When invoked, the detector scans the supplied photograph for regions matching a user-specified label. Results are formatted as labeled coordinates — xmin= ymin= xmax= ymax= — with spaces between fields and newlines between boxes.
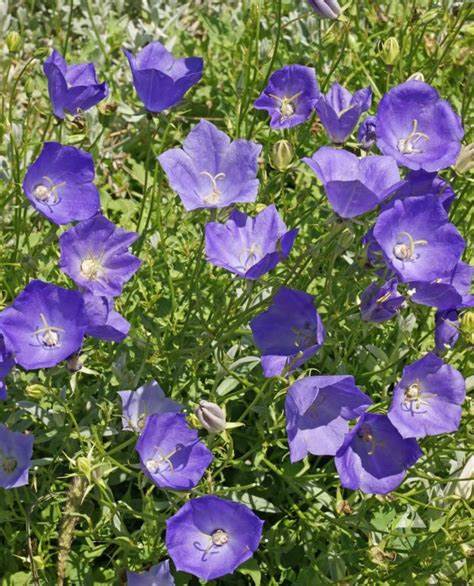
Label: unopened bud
xmin=381 ymin=37 xmax=400 ymax=66
xmin=6 ymin=31 xmax=22 ymax=53
xmin=460 ymin=310 xmax=474 ymax=345
xmin=25 ymin=384 xmax=47 ymax=399
xmin=454 ymin=143 xmax=474 ymax=174
xmin=407 ymin=72 xmax=425 ymax=82
xmin=271 ymin=139 xmax=293 ymax=171
xmin=306 ymin=0 xmax=341 ymax=19
xmin=76 ymin=456 xmax=92 ymax=481
xmin=67 ymin=354 xmax=83 ymax=373
xmin=195 ymin=400 xmax=226 ymax=433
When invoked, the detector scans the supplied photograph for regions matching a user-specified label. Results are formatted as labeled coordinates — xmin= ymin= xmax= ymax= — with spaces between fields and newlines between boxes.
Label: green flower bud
xmin=25 ymin=384 xmax=47 ymax=399
xmin=195 ymin=400 xmax=226 ymax=433
xmin=6 ymin=31 xmax=22 ymax=53
xmin=454 ymin=143 xmax=474 ymax=174
xmin=76 ymin=456 xmax=92 ymax=482
xmin=271 ymin=139 xmax=294 ymax=171
xmin=460 ymin=310 xmax=474 ymax=345
xmin=381 ymin=37 xmax=400 ymax=66
xmin=407 ymin=72 xmax=425 ymax=82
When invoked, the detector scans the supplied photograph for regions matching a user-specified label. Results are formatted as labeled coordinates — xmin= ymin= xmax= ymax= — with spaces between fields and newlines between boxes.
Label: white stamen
xmin=211 ymin=529 xmax=229 ymax=546
xmin=201 ymin=171 xmax=226 ymax=204
xmin=393 ymin=231 xmax=427 ymax=262
xmin=80 ymin=257 xmax=103 ymax=280
xmin=268 ymin=92 xmax=302 ymax=120
xmin=397 ymin=119 xmax=429 ymax=155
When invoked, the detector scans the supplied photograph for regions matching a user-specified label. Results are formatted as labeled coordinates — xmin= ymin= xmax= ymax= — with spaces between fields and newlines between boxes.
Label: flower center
xmin=201 ymin=171 xmax=226 ymax=205
xmin=32 ymin=176 xmax=65 ymax=205
xmin=145 ymin=444 xmax=184 ymax=475
xmin=211 ymin=529 xmax=229 ymax=546
xmin=240 ymin=243 xmax=262 ymax=271
xmin=393 ymin=231 xmax=428 ymax=262
xmin=0 ymin=450 xmax=17 ymax=474
xmin=80 ymin=257 xmax=103 ymax=280
xmin=397 ymin=119 xmax=429 ymax=155
xmin=357 ymin=423 xmax=383 ymax=455
xmin=269 ymin=92 xmax=302 ymax=120
xmin=292 ymin=320 xmax=317 ymax=349
xmin=402 ymin=380 xmax=435 ymax=413
xmin=33 ymin=313 xmax=64 ymax=349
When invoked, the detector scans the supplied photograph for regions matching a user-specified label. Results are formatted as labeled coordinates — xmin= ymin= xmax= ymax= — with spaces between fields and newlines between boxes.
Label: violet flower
xmin=376 ymin=80 xmax=463 ymax=171
xmin=158 ymin=120 xmax=261 ymax=211
xmin=434 ymin=309 xmax=460 ymax=353
xmin=205 ymin=205 xmax=298 ymax=279
xmin=124 ymin=41 xmax=203 ymax=113
xmin=254 ymin=65 xmax=320 ymax=129
xmin=357 ymin=116 xmax=377 ymax=150
xmin=250 ymin=287 xmax=325 ymax=378
xmin=127 ymin=560 xmax=174 ymax=586
xmin=360 ymin=279 xmax=405 ymax=323
xmin=388 ymin=353 xmax=466 ymax=439
xmin=409 ymin=261 xmax=473 ymax=310
xmin=83 ymin=293 xmax=130 ymax=343
xmin=388 ymin=169 xmax=456 ymax=212
xmin=303 ymin=147 xmax=401 ymax=218
xmin=335 ymin=413 xmax=422 ymax=494
xmin=22 ymin=142 xmax=101 ymax=225
xmin=0 ymin=280 xmax=87 ymax=370
xmin=165 ymin=495 xmax=264 ymax=580
xmin=285 ymin=375 xmax=372 ymax=462
xmin=0 ymin=425 xmax=34 ymax=489
xmin=372 ymin=195 xmax=465 ymax=283
xmin=59 ymin=215 xmax=141 ymax=297
xmin=307 ymin=0 xmax=341 ymax=19
xmin=315 ymin=82 xmax=372 ymax=144
xmin=0 ymin=337 xmax=15 ymax=401
xmin=119 ymin=380 xmax=181 ymax=432
xmin=43 ymin=50 xmax=108 ymax=119
xmin=136 ymin=412 xmax=212 ymax=491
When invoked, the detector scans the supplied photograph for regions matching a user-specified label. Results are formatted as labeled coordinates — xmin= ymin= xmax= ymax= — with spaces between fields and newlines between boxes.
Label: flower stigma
xmin=269 ymin=92 xmax=302 ymax=120
xmin=201 ymin=171 xmax=226 ymax=204
xmin=397 ymin=119 xmax=429 ymax=155
xmin=33 ymin=313 xmax=64 ymax=348
xmin=393 ymin=231 xmax=428 ymax=262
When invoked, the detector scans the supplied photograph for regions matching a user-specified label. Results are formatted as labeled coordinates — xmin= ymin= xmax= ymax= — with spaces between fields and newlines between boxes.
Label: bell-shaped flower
xmin=434 ymin=309 xmax=460 ymax=353
xmin=360 ymin=278 xmax=405 ymax=322
xmin=0 ymin=425 xmax=34 ymax=489
xmin=82 ymin=293 xmax=130 ymax=343
xmin=119 ymin=381 xmax=181 ymax=432
xmin=127 ymin=560 xmax=174 ymax=586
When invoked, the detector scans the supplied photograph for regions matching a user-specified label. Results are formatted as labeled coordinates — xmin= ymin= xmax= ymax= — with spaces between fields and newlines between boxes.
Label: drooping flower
xmin=0 ymin=280 xmax=87 ymax=370
xmin=360 ymin=279 xmax=405 ymax=323
xmin=22 ymin=142 xmax=101 ymax=225
xmin=357 ymin=115 xmax=377 ymax=150
xmin=136 ymin=413 xmax=212 ymax=491
xmin=43 ymin=50 xmax=108 ymax=119
xmin=250 ymin=287 xmax=325 ymax=378
xmin=306 ymin=0 xmax=341 ymax=19
xmin=376 ymin=80 xmax=463 ymax=171
xmin=372 ymin=195 xmax=465 ymax=283
xmin=205 ymin=205 xmax=298 ymax=279
xmin=254 ymin=65 xmax=320 ymax=129
xmin=387 ymin=169 xmax=455 ymax=212
xmin=335 ymin=413 xmax=422 ymax=494
xmin=435 ymin=309 xmax=460 ymax=353
xmin=285 ymin=375 xmax=372 ymax=462
xmin=158 ymin=120 xmax=262 ymax=211
xmin=195 ymin=400 xmax=226 ymax=434
xmin=58 ymin=215 xmax=141 ymax=297
xmin=315 ymin=83 xmax=371 ymax=144
xmin=83 ymin=293 xmax=130 ymax=343
xmin=303 ymin=147 xmax=401 ymax=218
xmin=0 ymin=337 xmax=15 ymax=401
xmin=124 ymin=41 xmax=203 ymax=113
xmin=388 ymin=353 xmax=466 ymax=439
xmin=165 ymin=495 xmax=264 ymax=580
xmin=127 ymin=560 xmax=174 ymax=586
xmin=409 ymin=261 xmax=473 ymax=310
xmin=119 ymin=380 xmax=181 ymax=432
xmin=0 ymin=425 xmax=34 ymax=489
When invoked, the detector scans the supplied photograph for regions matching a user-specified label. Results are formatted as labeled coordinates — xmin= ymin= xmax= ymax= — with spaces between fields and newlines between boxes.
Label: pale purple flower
xmin=435 ymin=309 xmax=460 ymax=353
xmin=83 ymin=293 xmax=130 ymax=343
xmin=388 ymin=353 xmax=466 ymax=439
xmin=376 ymin=80 xmax=463 ymax=171
xmin=285 ymin=375 xmax=372 ymax=462
xmin=22 ymin=142 xmax=100 ymax=225
xmin=0 ymin=280 xmax=87 ymax=370
xmin=127 ymin=560 xmax=174 ymax=586
xmin=158 ymin=120 xmax=261 ymax=211
xmin=388 ymin=170 xmax=455 ymax=212
xmin=0 ymin=336 xmax=14 ymax=401
xmin=205 ymin=205 xmax=298 ymax=279
xmin=409 ymin=261 xmax=473 ymax=310
xmin=119 ymin=380 xmax=181 ymax=432
xmin=59 ymin=215 xmax=141 ymax=297
xmin=250 ymin=287 xmax=325 ymax=378
xmin=124 ymin=42 xmax=203 ymax=113
xmin=43 ymin=50 xmax=108 ymax=119
xmin=358 ymin=116 xmax=377 ymax=150
xmin=360 ymin=279 xmax=405 ymax=322
xmin=335 ymin=413 xmax=422 ymax=494
xmin=254 ymin=65 xmax=320 ymax=129
xmin=0 ymin=425 xmax=34 ymax=489
xmin=307 ymin=0 xmax=341 ymax=18
xmin=303 ymin=147 xmax=401 ymax=218
xmin=166 ymin=495 xmax=263 ymax=580
xmin=136 ymin=412 xmax=212 ymax=490
xmin=315 ymin=83 xmax=371 ymax=144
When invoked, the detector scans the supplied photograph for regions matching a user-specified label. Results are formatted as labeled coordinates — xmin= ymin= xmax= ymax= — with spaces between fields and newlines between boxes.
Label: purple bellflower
xmin=250 ymin=287 xmax=325 ymax=378
xmin=315 ymin=82 xmax=372 ymax=144
xmin=388 ymin=353 xmax=466 ymax=439
xmin=307 ymin=0 xmax=341 ymax=19
xmin=159 ymin=120 xmax=261 ymax=211
xmin=254 ymin=65 xmax=320 ymax=129
xmin=285 ymin=375 xmax=372 ymax=462
xmin=23 ymin=142 xmax=100 ymax=225
xmin=409 ymin=261 xmax=473 ymax=310
xmin=0 ymin=337 xmax=15 ymax=401
xmin=372 ymin=196 xmax=465 ymax=284
xmin=335 ymin=413 xmax=422 ymax=494
xmin=59 ymin=215 xmax=141 ymax=297
xmin=303 ymin=147 xmax=401 ymax=218
xmin=376 ymin=80 xmax=463 ymax=172
xmin=127 ymin=560 xmax=174 ymax=586
xmin=434 ymin=309 xmax=460 ymax=353
xmin=83 ymin=293 xmax=130 ymax=343
xmin=119 ymin=380 xmax=181 ymax=432
xmin=166 ymin=495 xmax=264 ymax=581
xmin=358 ymin=115 xmax=377 ymax=150
xmin=205 ymin=205 xmax=298 ymax=279
xmin=0 ymin=280 xmax=87 ymax=370
xmin=43 ymin=50 xmax=108 ymax=119
xmin=0 ymin=425 xmax=34 ymax=489
xmin=360 ymin=279 xmax=405 ymax=323
xmin=136 ymin=412 xmax=212 ymax=491
xmin=124 ymin=42 xmax=203 ymax=113
xmin=388 ymin=170 xmax=456 ymax=212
